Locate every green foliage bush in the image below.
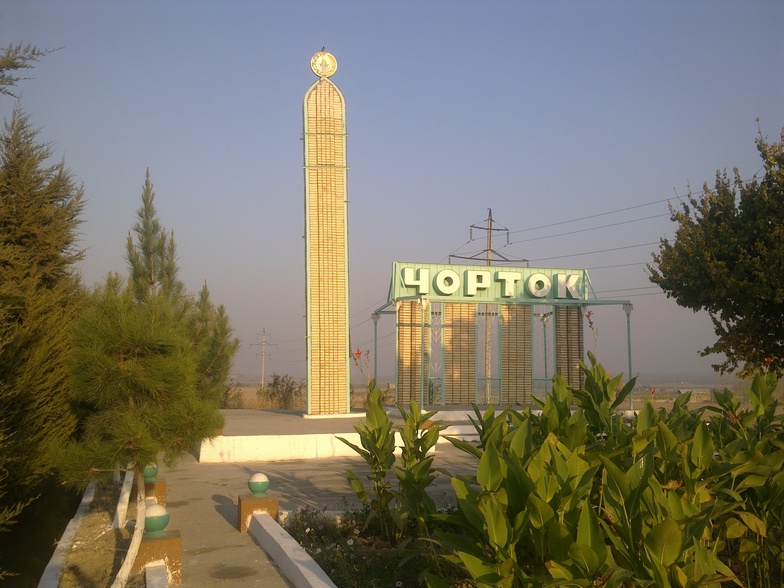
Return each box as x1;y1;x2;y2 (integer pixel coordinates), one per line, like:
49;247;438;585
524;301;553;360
426;356;783;588
258;373;306;410
335;355;784;587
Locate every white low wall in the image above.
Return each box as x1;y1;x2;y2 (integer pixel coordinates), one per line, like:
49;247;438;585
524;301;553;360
38;482;96;587
197;425;483;463
199;433;363;463
249;513;337;588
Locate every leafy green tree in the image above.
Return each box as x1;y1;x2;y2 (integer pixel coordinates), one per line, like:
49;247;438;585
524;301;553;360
0;105;85;495
0;43;53;99
649;128;784;376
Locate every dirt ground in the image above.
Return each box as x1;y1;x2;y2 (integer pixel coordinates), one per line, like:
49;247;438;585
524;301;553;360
58;484;144;588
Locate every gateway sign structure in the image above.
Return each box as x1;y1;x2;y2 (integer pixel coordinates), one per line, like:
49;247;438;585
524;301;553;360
373;262;632;407
398;265;586;301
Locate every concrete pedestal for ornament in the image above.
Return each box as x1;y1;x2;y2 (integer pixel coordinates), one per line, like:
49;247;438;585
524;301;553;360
134;505;182;584
145;479;167;507
142;463;167;506
238;473;279;533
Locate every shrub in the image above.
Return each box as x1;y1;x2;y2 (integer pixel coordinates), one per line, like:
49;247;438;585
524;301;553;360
257;373;305;410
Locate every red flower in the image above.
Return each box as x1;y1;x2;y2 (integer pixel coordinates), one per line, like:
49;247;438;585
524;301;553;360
353;348;362;360
764;358;773;366
728;412;738;425
651;387;656;395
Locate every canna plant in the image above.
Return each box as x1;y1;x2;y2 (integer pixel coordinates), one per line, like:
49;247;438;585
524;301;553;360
571;351;636;450
338;380;398;541
393;399;444;536
705;372;784;588
338;356;783;587
339;381;446;543
428;360;784;587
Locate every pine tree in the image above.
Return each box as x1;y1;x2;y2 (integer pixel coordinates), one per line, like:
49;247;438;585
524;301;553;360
126;169;184;304
57;170;237;587
126;171;238;405
54;275;223;588
56;276;222;484
0;43;53;99
190;283;240;405
0;105;85;496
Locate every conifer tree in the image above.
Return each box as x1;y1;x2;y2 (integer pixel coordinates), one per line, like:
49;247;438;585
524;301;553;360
0;43;53;98
54;275;222;588
57;170;236;587
190;283;240;405
126;169;184;305
126;171;239;405
0;105;85;496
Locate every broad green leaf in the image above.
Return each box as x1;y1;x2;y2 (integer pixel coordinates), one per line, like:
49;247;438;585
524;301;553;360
636;401;656;433
445;435;483;459
545;519;573;562
479;494;509;550
611;374;637;410
647;554;673;588
656;421;679;455
576;500;607;567
527;493;554;529
672;564;688;588
507;417;531;459
548;438;570;484
632;426;657;457
665;490;685;521
738;537;759;563
737;511;767;537
735;473;768;490
760;448;784;470
345;470;369;502
568;542;600;577
543;559;576;581
628;450;653;491
644;517;682;567
602;568;636;588
690;422;714;470
477;443;503;492
452;477;484;532
455;550;504;587
598;454;631;501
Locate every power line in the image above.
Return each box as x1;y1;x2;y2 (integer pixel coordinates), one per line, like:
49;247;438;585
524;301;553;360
509;198;675;235
528;241;659;263
505;213;669;246
584;261;649;270
594;286;660;294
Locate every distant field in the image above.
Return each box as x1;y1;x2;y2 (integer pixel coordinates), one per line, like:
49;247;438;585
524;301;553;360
225;379;783;412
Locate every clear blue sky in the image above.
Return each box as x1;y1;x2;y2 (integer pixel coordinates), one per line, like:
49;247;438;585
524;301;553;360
3;1;782;386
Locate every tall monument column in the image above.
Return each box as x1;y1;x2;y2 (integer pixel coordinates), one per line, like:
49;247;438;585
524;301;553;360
302;50;350;415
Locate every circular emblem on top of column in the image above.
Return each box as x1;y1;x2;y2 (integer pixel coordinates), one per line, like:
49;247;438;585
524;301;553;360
311;50;337;78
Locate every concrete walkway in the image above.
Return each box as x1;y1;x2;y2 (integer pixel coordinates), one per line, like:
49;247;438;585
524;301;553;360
157;409;479;587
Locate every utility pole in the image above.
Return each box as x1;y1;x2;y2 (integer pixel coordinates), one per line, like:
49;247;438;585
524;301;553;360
450;209;525;403
250;330;276;387
484;212;493;403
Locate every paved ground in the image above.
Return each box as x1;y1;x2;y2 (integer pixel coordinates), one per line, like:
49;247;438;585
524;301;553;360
158;409;478;587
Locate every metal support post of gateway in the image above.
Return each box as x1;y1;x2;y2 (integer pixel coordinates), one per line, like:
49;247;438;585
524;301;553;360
623;303;634;411
372;313;379;381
